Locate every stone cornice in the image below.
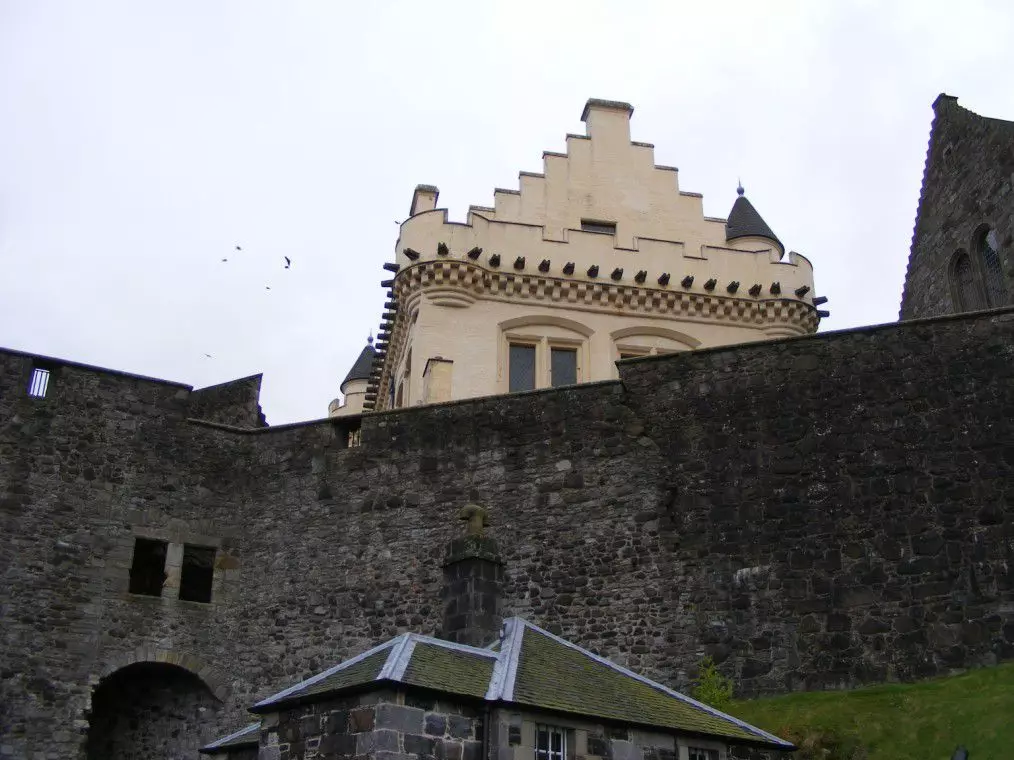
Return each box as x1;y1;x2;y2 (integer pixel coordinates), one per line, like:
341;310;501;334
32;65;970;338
393;259;820;330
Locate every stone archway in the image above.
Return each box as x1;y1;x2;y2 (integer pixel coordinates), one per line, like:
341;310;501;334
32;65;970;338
85;650;227;760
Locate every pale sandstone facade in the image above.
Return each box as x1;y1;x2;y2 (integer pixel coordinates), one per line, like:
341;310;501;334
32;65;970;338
362;99;821;411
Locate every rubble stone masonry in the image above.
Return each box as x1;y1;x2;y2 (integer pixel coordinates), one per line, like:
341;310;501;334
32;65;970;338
0;306;1012;758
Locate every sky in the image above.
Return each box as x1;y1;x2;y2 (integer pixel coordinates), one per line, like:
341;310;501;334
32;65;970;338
2;1;1012;424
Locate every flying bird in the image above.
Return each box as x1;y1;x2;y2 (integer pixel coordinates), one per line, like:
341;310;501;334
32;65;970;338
221;258;227;262
284;256;291;269
204;354;213;358
265;286;271;290
235;245;242;251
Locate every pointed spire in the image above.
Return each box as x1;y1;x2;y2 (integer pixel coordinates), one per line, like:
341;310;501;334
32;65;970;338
725;184;782;252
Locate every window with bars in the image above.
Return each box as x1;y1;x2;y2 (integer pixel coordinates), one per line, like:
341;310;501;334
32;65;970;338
509;344;537;392
688;748;719;760
535;725;566;760
27;367;50;398
550;347;577;387
979;228;1009;307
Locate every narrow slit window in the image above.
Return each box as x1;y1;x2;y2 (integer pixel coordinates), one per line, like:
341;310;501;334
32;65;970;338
27;368;50;398
179;545;216;603
952;251;982;312
581;219;616;235
128;538;168;597
550;347;577;387
688;749;719;760
509;344;536;392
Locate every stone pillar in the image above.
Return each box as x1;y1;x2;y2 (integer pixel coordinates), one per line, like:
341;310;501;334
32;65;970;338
441;505;504;646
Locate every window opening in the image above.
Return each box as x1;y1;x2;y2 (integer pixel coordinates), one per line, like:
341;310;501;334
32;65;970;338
550;347;577;387
688;749;719;760
128;538;168;597
535;726;566;760
509;344;537;392
980;228;1009;307
27;367;50;398
179;545;216;603
581;220;616;235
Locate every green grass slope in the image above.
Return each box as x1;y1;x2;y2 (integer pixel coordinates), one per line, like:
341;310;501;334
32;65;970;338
729;663;1014;760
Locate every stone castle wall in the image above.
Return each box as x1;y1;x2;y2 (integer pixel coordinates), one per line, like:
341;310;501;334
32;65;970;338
0;307;1012;758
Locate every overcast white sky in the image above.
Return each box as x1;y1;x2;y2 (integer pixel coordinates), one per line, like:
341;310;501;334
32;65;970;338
2;1;1012;423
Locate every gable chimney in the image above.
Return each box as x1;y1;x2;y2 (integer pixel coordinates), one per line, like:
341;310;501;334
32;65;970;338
441;504;504;646
581;98;634;145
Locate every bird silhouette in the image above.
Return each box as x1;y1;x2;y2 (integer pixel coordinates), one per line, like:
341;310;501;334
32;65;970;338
235;245;242;251
265;286;271;290
221;258;227;262
204;354;213;358
284;256;291;269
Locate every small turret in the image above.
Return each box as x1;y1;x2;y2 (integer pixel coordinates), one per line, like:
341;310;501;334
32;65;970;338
328;337;377;417
725;184;784;256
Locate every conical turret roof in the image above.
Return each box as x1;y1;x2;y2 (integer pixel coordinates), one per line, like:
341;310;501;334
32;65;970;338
725;185;782;251
340;338;376;392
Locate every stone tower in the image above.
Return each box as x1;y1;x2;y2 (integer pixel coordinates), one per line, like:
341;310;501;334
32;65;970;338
899;94;1014;319
328;337;376;417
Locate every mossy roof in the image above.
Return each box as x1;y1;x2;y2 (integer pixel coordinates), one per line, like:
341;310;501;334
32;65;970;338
402;642;495;698
512;624;762;744
231;618;792;752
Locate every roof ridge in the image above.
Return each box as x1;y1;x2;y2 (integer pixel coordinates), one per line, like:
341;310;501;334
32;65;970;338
252;637;398;709
515;619;792;749
495;617;528;700
384;635;417;681
201;722;259;750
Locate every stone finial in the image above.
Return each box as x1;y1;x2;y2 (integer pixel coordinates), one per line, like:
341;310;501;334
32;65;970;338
459;504;489;537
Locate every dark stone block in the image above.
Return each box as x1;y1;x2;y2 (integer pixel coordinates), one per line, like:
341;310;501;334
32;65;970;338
405;733;438;756
377;704;425;734
349;707;375;733
447;715;474;740
588;736;608;756
425;713;447;737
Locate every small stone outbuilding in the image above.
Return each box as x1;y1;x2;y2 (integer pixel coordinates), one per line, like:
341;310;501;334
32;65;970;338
201;618;792;760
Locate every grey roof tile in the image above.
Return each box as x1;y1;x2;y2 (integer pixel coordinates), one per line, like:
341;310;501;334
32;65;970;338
725;190;781;250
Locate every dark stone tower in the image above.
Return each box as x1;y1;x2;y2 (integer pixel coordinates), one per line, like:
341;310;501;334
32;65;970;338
441;504;504;646
900;94;1014;320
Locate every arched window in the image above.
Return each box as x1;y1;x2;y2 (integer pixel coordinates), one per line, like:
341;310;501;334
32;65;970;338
950;251;982;312
978;227;1009;307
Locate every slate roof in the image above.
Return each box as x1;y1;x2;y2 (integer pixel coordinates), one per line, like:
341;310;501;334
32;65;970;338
341;340;377;391
725;189;782;251
198;722;258;753
216;619;791;753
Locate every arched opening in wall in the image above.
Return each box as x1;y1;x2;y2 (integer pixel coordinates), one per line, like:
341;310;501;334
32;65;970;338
85;662;221;760
949;250;983;313
976;227;1009;307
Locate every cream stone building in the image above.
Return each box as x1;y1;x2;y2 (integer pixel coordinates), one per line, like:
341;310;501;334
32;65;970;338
331;98;824;415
